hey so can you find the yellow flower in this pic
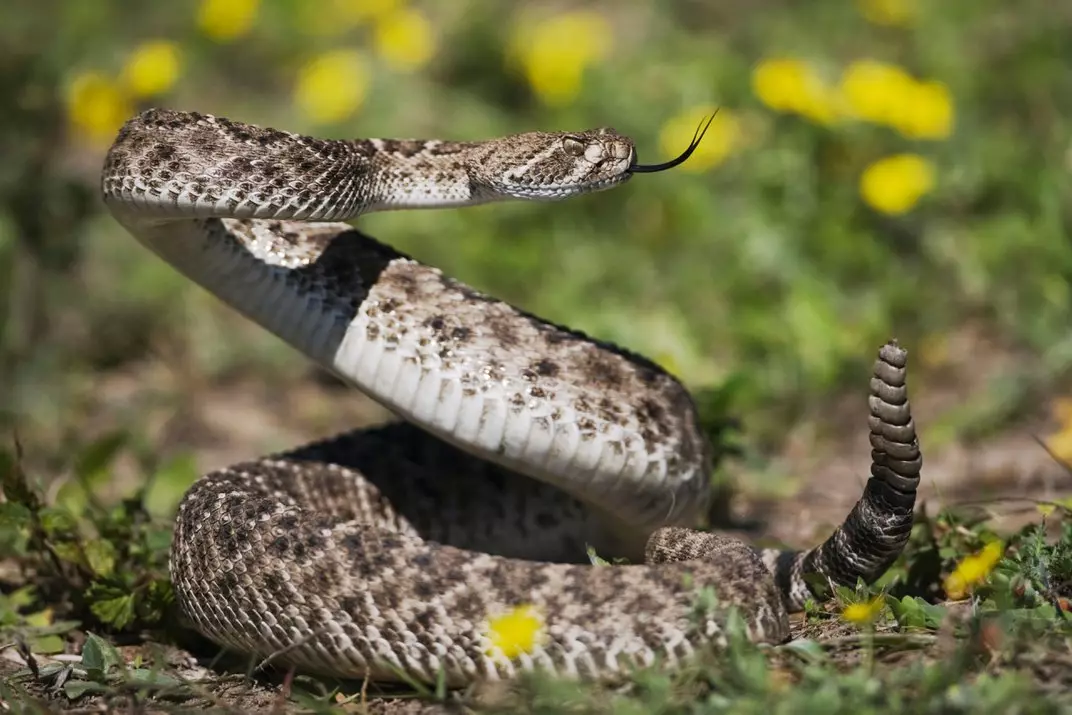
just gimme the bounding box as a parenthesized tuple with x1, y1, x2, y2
(197, 0, 260, 42)
(374, 7, 436, 72)
(893, 80, 954, 140)
(294, 49, 369, 125)
(839, 59, 917, 126)
(122, 40, 182, 98)
(657, 106, 741, 172)
(510, 11, 613, 107)
(485, 604, 545, 658)
(751, 57, 842, 126)
(839, 60, 954, 139)
(1045, 398, 1072, 464)
(66, 72, 133, 146)
(944, 541, 1004, 600)
(842, 595, 885, 625)
(857, 0, 918, 27)
(859, 153, 936, 215)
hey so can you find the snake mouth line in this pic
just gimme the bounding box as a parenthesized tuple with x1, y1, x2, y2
(493, 174, 634, 201)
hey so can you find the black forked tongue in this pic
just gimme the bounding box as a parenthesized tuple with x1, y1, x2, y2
(630, 111, 717, 174)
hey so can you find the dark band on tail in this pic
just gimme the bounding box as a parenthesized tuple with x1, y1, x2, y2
(765, 340, 922, 610)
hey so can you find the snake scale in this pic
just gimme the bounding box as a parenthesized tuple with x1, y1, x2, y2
(100, 108, 922, 686)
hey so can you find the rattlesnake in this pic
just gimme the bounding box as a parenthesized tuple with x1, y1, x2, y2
(100, 108, 922, 686)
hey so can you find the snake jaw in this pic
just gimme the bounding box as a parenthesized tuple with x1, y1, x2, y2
(482, 171, 634, 202)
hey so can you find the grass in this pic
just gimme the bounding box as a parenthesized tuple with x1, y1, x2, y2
(2, 0, 1072, 711)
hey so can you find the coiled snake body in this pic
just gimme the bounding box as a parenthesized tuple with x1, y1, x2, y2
(100, 109, 922, 686)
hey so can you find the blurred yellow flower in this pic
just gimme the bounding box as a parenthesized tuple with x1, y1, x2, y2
(858, 0, 918, 27)
(1045, 398, 1072, 464)
(66, 72, 133, 146)
(839, 60, 954, 139)
(944, 541, 1004, 600)
(859, 153, 935, 215)
(842, 595, 885, 625)
(657, 106, 741, 172)
(375, 7, 436, 72)
(751, 57, 842, 126)
(839, 59, 916, 126)
(122, 40, 182, 98)
(486, 604, 544, 658)
(197, 0, 260, 42)
(294, 50, 369, 125)
(511, 11, 613, 107)
(895, 80, 954, 140)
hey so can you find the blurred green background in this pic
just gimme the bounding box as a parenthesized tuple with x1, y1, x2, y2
(1, 0, 1070, 496)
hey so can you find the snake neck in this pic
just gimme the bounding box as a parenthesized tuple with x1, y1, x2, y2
(359, 146, 496, 213)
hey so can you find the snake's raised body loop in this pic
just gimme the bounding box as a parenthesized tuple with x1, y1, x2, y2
(101, 109, 921, 685)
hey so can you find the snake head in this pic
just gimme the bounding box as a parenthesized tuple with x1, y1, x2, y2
(470, 127, 637, 200)
(470, 114, 716, 201)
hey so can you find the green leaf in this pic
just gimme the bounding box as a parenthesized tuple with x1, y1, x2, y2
(137, 579, 175, 625)
(37, 507, 79, 538)
(50, 542, 86, 568)
(886, 595, 946, 630)
(80, 635, 104, 673)
(80, 632, 122, 679)
(25, 619, 81, 637)
(802, 572, 833, 600)
(63, 679, 108, 700)
(89, 593, 136, 630)
(83, 540, 117, 578)
(30, 634, 66, 654)
(2, 585, 36, 610)
(127, 668, 182, 688)
(586, 545, 611, 566)
(781, 638, 827, 663)
(0, 501, 32, 529)
(833, 584, 859, 604)
(0, 502, 32, 556)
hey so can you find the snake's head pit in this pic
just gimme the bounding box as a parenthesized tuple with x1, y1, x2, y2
(471, 126, 637, 201)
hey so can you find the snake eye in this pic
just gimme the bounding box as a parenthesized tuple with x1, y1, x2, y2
(562, 137, 585, 157)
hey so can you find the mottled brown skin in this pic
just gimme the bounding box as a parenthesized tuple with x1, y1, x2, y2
(101, 109, 923, 685)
